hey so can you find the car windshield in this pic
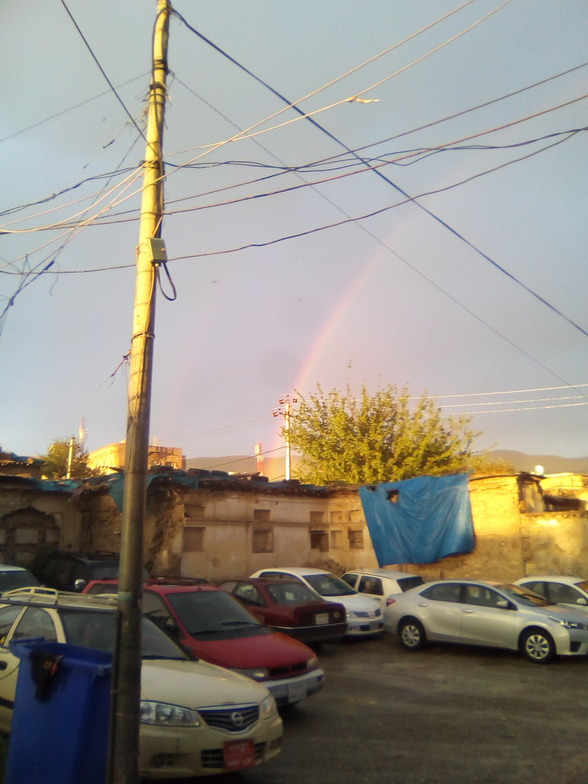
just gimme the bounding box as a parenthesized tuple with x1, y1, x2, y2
(60, 609, 189, 659)
(304, 574, 357, 597)
(575, 580, 588, 593)
(498, 584, 554, 607)
(166, 590, 269, 640)
(0, 570, 40, 593)
(266, 582, 321, 604)
(398, 576, 425, 592)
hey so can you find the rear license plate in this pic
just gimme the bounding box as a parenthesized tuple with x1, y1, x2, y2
(315, 613, 329, 624)
(224, 739, 256, 771)
(288, 681, 307, 702)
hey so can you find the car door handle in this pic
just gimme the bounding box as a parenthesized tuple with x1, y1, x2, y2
(417, 602, 429, 607)
(462, 608, 474, 613)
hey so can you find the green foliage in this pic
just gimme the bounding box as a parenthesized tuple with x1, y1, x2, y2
(40, 438, 96, 479)
(285, 383, 480, 485)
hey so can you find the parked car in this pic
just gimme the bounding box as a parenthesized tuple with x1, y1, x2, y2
(514, 575, 588, 612)
(383, 578, 588, 664)
(31, 551, 149, 592)
(341, 568, 424, 609)
(249, 568, 383, 637)
(0, 587, 282, 778)
(0, 565, 40, 594)
(219, 578, 347, 645)
(84, 578, 324, 707)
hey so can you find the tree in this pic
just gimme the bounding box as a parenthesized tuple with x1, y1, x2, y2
(285, 383, 481, 485)
(40, 438, 96, 480)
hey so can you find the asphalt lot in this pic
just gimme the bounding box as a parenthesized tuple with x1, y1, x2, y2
(158, 633, 588, 784)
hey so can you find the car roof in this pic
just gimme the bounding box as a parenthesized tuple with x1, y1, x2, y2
(257, 567, 334, 576)
(516, 575, 586, 585)
(0, 586, 118, 611)
(344, 568, 421, 580)
(87, 578, 220, 594)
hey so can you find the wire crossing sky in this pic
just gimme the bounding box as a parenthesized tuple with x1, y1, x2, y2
(1, 0, 587, 462)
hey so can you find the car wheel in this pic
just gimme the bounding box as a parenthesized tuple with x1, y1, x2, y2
(520, 628, 555, 664)
(398, 618, 426, 651)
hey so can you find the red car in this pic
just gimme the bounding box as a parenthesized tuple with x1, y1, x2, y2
(83, 578, 324, 707)
(220, 578, 347, 645)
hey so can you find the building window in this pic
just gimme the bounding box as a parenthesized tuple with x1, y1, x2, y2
(348, 528, 364, 550)
(330, 510, 344, 524)
(310, 530, 328, 551)
(185, 504, 205, 520)
(253, 508, 271, 523)
(183, 527, 205, 552)
(330, 529, 344, 549)
(309, 510, 325, 524)
(253, 528, 274, 553)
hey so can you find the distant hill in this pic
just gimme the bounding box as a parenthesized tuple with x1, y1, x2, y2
(186, 451, 588, 479)
(484, 450, 588, 475)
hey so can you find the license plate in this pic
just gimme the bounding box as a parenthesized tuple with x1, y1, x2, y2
(315, 613, 329, 625)
(288, 681, 307, 703)
(223, 739, 256, 771)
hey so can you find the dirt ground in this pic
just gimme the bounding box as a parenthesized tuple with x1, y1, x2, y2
(170, 633, 588, 784)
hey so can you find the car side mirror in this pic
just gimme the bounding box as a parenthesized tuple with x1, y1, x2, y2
(576, 597, 588, 606)
(73, 578, 88, 592)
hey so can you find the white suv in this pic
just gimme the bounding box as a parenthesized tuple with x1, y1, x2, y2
(341, 569, 424, 609)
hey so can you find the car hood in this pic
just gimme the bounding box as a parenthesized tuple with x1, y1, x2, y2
(141, 658, 271, 707)
(523, 602, 588, 624)
(325, 593, 380, 613)
(186, 630, 314, 669)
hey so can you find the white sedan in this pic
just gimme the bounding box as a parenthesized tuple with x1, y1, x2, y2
(0, 588, 282, 779)
(250, 567, 383, 637)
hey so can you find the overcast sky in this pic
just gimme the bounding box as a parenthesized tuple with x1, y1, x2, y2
(2, 0, 587, 471)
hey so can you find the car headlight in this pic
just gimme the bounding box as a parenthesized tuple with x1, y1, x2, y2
(260, 694, 278, 719)
(306, 655, 318, 670)
(140, 700, 201, 727)
(233, 667, 269, 681)
(549, 616, 587, 630)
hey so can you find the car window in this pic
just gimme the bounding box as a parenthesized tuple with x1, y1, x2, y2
(12, 607, 57, 642)
(61, 609, 115, 651)
(341, 574, 358, 588)
(463, 585, 503, 608)
(546, 582, 586, 605)
(52, 560, 74, 590)
(358, 576, 383, 596)
(499, 584, 552, 607)
(304, 574, 356, 596)
(234, 584, 265, 607)
(0, 570, 39, 592)
(166, 590, 267, 639)
(398, 576, 425, 592)
(0, 605, 24, 646)
(267, 582, 318, 604)
(143, 591, 174, 626)
(520, 580, 544, 596)
(421, 583, 461, 603)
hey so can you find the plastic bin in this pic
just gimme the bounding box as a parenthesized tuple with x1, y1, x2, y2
(4, 641, 112, 784)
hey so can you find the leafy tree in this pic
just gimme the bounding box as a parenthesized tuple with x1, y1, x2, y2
(285, 383, 481, 485)
(40, 438, 96, 480)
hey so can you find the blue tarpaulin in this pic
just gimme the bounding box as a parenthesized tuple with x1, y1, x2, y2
(359, 473, 475, 565)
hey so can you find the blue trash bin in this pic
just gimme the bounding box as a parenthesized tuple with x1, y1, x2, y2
(4, 641, 112, 784)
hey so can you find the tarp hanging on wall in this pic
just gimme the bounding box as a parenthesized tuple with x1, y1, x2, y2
(359, 473, 475, 565)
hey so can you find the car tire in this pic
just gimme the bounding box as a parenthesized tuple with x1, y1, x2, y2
(520, 627, 556, 664)
(398, 618, 426, 651)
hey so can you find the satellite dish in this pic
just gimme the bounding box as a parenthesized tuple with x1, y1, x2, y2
(534, 465, 544, 475)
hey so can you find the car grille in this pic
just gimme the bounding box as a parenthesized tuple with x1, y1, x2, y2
(267, 660, 309, 679)
(354, 610, 381, 619)
(201, 742, 265, 769)
(199, 704, 259, 732)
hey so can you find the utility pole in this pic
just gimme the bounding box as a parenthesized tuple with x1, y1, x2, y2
(65, 435, 75, 479)
(273, 395, 297, 480)
(108, 3, 170, 783)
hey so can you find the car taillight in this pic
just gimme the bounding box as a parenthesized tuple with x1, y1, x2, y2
(386, 597, 397, 606)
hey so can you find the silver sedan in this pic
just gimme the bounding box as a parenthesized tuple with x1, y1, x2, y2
(383, 578, 588, 664)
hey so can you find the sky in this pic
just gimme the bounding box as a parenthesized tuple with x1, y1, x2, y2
(2, 0, 588, 471)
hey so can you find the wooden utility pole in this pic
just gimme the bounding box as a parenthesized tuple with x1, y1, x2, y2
(108, 2, 170, 782)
